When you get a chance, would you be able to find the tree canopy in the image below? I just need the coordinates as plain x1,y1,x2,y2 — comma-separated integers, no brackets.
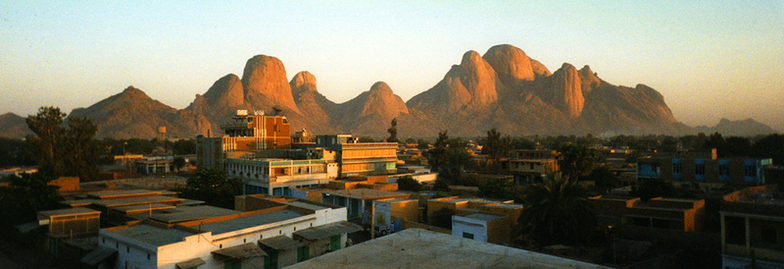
557,144,600,183
0,172,64,225
25,106,100,181
178,168,242,209
517,173,596,247
386,118,398,143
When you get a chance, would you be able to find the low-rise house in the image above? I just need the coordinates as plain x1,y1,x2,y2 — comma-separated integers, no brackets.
97,197,360,269
721,185,784,269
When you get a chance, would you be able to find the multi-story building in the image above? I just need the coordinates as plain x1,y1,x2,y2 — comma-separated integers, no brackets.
637,152,773,185
197,110,400,197
504,149,559,185
721,185,784,269
315,135,398,177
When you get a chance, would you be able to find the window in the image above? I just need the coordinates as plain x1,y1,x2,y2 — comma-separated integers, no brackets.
126,246,130,253
330,235,341,251
297,246,310,262
462,232,474,239
147,253,150,260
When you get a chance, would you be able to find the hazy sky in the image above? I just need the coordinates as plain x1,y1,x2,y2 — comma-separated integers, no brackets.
2,1,783,131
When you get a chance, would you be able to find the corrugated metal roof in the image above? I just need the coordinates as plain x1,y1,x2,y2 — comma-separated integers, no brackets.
259,235,306,250
80,246,117,266
212,243,266,260
175,258,206,269
293,221,362,241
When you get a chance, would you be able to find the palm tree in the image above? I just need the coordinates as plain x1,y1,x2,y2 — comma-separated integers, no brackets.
517,173,597,247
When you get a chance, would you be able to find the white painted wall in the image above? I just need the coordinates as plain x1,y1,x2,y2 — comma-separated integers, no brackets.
102,203,350,269
452,216,488,242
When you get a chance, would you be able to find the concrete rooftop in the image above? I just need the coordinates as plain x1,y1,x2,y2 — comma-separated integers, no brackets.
285,228,611,269
111,225,197,247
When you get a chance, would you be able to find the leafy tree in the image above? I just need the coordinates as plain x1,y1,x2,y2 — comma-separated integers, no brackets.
171,139,197,155
25,106,100,180
430,207,455,229
427,131,450,173
25,107,66,176
482,128,511,170
659,136,678,153
386,118,398,142
432,177,451,192
585,166,619,187
751,134,784,165
178,168,242,209
404,137,416,144
0,172,64,225
172,157,187,171
396,175,422,192
511,137,536,150
63,116,100,181
557,144,600,183
724,136,751,157
517,173,596,247
478,177,516,200
630,178,675,202
0,138,35,168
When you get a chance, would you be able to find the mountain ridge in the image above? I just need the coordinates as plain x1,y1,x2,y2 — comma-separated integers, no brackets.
1,44,777,139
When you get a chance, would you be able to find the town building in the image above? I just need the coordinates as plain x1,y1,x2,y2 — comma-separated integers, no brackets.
503,149,559,185
636,151,772,185
589,195,706,232
720,185,784,269
96,196,360,269
196,110,401,197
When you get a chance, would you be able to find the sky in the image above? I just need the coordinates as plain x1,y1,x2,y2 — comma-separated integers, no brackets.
2,1,783,132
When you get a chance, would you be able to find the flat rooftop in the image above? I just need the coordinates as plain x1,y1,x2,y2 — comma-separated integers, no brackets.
280,200,333,211
143,206,241,224
92,195,185,208
322,189,410,199
463,213,506,222
285,228,611,269
38,207,100,218
189,209,305,235
110,225,197,247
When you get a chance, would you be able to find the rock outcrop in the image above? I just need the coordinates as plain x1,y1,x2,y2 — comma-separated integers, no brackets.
9,43,774,140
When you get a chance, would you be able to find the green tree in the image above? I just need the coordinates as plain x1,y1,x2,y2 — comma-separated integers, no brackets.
0,172,64,225
26,107,100,180
386,118,398,142
172,157,187,171
427,131,450,173
63,116,100,181
478,177,516,200
724,136,751,157
630,178,675,202
517,173,597,247
482,128,511,170
557,144,600,183
178,168,242,209
585,166,619,187
396,175,422,192
751,134,784,165
25,107,66,176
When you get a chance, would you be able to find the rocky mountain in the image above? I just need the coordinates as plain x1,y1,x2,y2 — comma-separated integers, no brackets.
68,86,210,139
0,113,32,139
332,81,410,136
3,44,777,139
693,118,777,137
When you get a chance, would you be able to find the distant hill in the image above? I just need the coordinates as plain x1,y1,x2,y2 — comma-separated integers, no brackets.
2,44,777,139
0,113,31,139
693,118,777,137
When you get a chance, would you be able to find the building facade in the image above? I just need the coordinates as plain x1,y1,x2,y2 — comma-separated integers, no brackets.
637,156,772,185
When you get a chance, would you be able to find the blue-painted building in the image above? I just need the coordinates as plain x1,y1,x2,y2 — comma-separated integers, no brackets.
637,155,772,185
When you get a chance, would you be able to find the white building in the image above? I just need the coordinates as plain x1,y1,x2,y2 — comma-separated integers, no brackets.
96,198,359,269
